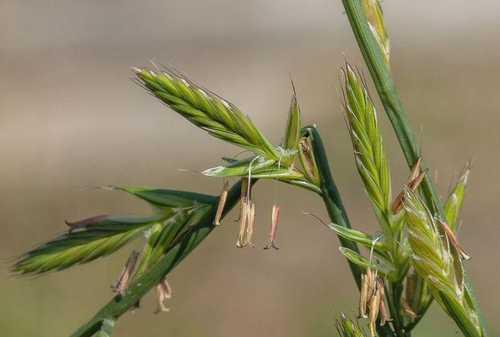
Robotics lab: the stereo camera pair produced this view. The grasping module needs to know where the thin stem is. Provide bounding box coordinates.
[340,0,442,217]
[340,1,488,336]
[304,126,397,337]
[69,181,247,337]
[304,126,362,287]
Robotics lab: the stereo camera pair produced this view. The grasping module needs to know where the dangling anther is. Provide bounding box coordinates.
[359,273,369,318]
[439,220,471,260]
[402,300,418,321]
[264,205,280,250]
[246,201,256,247]
[154,278,172,314]
[65,214,108,233]
[368,281,382,337]
[392,158,426,213]
[377,279,391,326]
[236,166,256,248]
[111,250,140,296]
[214,180,229,226]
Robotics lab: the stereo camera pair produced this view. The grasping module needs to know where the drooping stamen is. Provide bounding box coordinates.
[377,279,391,326]
[359,273,369,318]
[409,158,423,182]
[214,181,229,226]
[65,214,108,233]
[264,205,280,250]
[402,300,418,321]
[236,198,249,248]
[439,220,471,261]
[246,201,256,247]
[298,138,319,184]
[111,250,139,296]
[368,281,382,337]
[391,158,425,213]
[236,175,256,248]
[155,278,172,314]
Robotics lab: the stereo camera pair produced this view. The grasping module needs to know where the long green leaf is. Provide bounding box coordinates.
[12,215,159,275]
[69,180,247,337]
[12,187,216,276]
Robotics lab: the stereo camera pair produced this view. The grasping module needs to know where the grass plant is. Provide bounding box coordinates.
[12,1,488,337]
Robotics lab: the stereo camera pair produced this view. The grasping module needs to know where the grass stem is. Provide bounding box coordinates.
[339,1,488,336]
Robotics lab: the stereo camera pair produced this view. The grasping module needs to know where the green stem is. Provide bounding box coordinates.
[69,181,247,337]
[305,126,397,337]
[340,1,488,336]
[304,126,362,288]
[340,0,442,217]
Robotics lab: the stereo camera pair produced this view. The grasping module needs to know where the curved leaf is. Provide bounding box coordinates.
[12,188,216,276]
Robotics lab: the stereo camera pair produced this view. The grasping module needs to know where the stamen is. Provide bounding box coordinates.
[368,282,381,337]
[236,198,249,248]
[155,278,172,314]
[214,181,229,226]
[246,201,256,247]
[359,274,369,318]
[65,214,108,233]
[391,158,425,213]
[402,300,418,321]
[111,250,139,296]
[409,158,423,182]
[264,205,280,250]
[377,280,391,326]
[299,138,319,183]
[439,221,471,260]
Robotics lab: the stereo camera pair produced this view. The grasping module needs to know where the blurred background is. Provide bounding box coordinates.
[1,1,499,336]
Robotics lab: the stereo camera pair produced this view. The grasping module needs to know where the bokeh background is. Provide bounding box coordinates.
[1,1,499,336]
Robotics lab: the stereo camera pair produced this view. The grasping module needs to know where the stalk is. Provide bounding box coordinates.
[339,1,488,336]
[340,0,442,217]
[304,126,397,337]
[304,126,363,287]
[69,181,247,337]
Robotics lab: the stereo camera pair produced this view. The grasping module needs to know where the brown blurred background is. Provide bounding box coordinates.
[1,1,499,336]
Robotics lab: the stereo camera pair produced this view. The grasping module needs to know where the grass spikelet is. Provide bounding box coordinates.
[342,64,392,222]
[134,67,278,160]
[12,188,216,276]
[444,164,470,231]
[336,313,367,337]
[283,85,301,152]
[362,0,390,65]
[404,189,484,337]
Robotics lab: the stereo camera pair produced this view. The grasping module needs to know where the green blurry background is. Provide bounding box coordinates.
[1,1,499,336]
